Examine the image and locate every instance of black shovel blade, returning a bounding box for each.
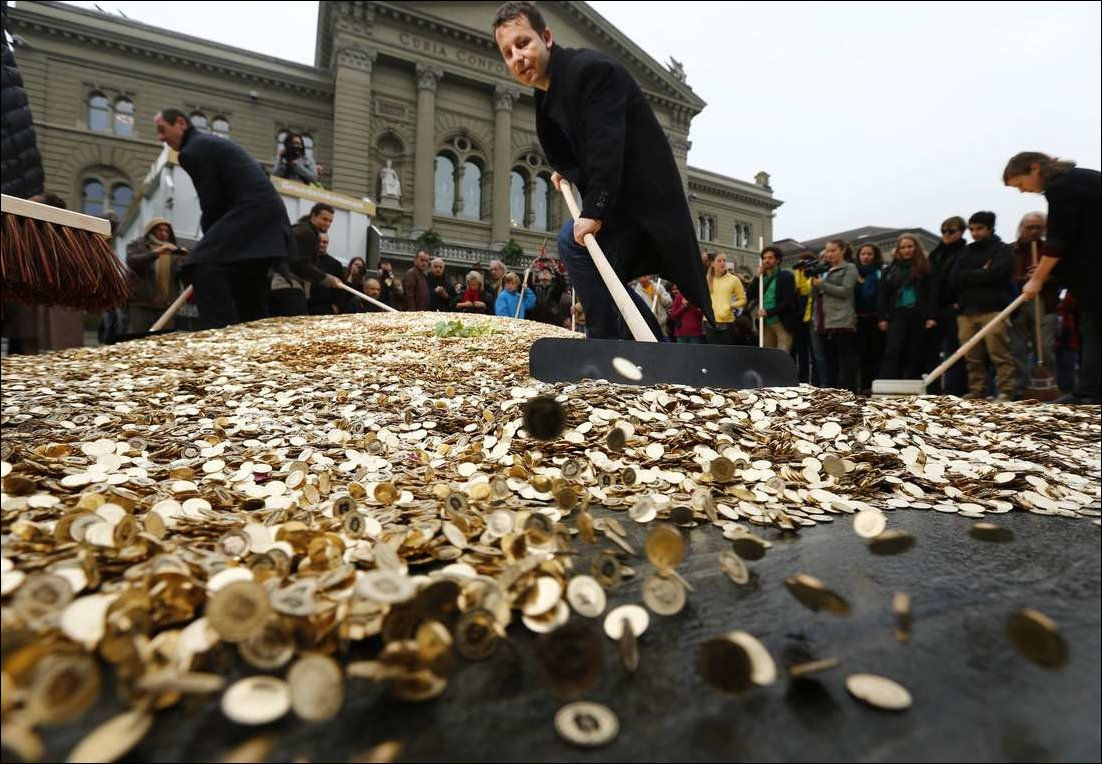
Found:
[529,337,799,389]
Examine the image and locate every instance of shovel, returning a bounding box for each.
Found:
[528,181,798,389]
[872,292,1028,397]
[1022,241,1060,401]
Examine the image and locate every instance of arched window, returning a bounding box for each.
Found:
[113,98,134,137]
[111,183,133,217]
[303,134,315,160]
[275,130,288,159]
[190,112,209,133]
[532,174,550,231]
[88,93,110,132]
[82,179,105,216]
[460,160,482,220]
[434,154,456,215]
[212,117,230,138]
[510,170,526,228]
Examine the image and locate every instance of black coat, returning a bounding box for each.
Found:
[747,268,800,332]
[928,238,967,309]
[529,270,566,324]
[534,45,714,324]
[1,4,44,199]
[877,261,937,321]
[950,235,1015,315]
[308,254,345,315]
[1045,167,1100,307]
[177,127,294,267]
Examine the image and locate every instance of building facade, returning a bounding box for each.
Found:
[9,1,781,273]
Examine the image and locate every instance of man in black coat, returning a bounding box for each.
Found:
[492,2,713,340]
[925,216,969,395]
[747,246,799,353]
[153,109,294,329]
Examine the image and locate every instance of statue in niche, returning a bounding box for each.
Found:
[380,160,401,200]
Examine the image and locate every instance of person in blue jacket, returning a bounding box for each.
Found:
[495,271,536,318]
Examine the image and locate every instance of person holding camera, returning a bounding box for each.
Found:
[124,217,192,333]
[273,132,319,185]
[530,260,567,324]
[810,239,860,393]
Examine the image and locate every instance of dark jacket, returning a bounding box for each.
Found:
[124,217,186,310]
[529,270,566,325]
[308,254,345,315]
[403,265,430,311]
[534,45,714,324]
[284,217,332,287]
[1045,167,1101,306]
[1,4,44,199]
[854,262,881,316]
[877,260,937,321]
[747,268,800,332]
[427,272,453,311]
[951,235,1015,315]
[451,288,494,315]
[176,127,294,267]
[929,238,967,309]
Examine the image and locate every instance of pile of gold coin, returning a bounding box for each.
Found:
[0,313,1096,759]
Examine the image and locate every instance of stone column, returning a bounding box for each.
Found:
[331,44,376,197]
[491,85,519,248]
[412,64,443,234]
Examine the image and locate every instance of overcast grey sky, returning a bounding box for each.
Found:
[63,1,1102,242]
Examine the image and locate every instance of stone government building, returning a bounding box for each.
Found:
[9,0,781,275]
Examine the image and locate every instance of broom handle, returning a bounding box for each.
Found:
[570,287,576,332]
[924,292,1028,387]
[559,181,657,342]
[758,236,765,348]
[1,194,112,237]
[650,278,662,312]
[514,266,532,319]
[150,285,194,331]
[1031,241,1045,367]
[337,282,398,312]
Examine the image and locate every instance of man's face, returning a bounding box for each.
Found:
[291,137,304,153]
[490,263,505,281]
[638,275,651,287]
[941,223,963,245]
[539,270,552,286]
[318,233,329,255]
[312,210,334,233]
[380,261,392,274]
[1006,166,1044,194]
[365,279,381,299]
[969,224,992,242]
[431,260,445,277]
[415,252,430,270]
[495,16,553,90]
[153,113,188,151]
[762,253,779,270]
[152,224,172,242]
[1019,216,1045,242]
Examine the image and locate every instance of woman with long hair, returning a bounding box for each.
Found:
[340,257,368,312]
[811,239,860,392]
[704,252,747,345]
[854,243,884,393]
[1004,151,1099,404]
[877,234,937,380]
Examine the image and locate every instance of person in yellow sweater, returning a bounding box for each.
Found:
[704,253,747,344]
[792,253,815,382]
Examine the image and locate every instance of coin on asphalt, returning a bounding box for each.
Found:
[853,509,887,539]
[288,654,344,722]
[784,573,850,615]
[554,701,619,748]
[969,522,1014,543]
[718,550,750,585]
[845,673,912,711]
[642,573,686,616]
[1007,609,1067,668]
[221,676,292,725]
[868,529,915,556]
[566,576,607,618]
[645,525,684,571]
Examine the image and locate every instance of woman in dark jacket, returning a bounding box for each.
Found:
[878,234,937,380]
[452,270,494,315]
[854,244,884,394]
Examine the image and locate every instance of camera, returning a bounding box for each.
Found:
[793,259,830,278]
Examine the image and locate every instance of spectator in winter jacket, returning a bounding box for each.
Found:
[529,266,566,324]
[668,286,705,344]
[124,217,190,333]
[427,257,453,311]
[747,246,799,353]
[811,240,860,393]
[453,271,494,315]
[272,132,319,185]
[495,271,535,318]
[950,211,1016,401]
[926,216,969,395]
[308,232,346,315]
[270,203,342,316]
[632,275,673,335]
[877,234,937,380]
[854,244,884,394]
[403,249,432,311]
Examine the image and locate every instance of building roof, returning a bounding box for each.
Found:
[800,226,939,253]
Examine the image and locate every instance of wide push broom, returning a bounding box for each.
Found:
[1,193,131,311]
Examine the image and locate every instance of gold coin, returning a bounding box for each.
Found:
[554,485,578,510]
[27,653,101,726]
[784,573,850,615]
[13,573,73,628]
[669,506,694,526]
[789,657,841,678]
[605,427,627,452]
[1007,609,1067,668]
[288,654,344,722]
[221,676,292,725]
[374,482,398,504]
[603,604,649,640]
[445,491,469,513]
[710,457,735,482]
[969,522,1014,543]
[554,701,619,748]
[718,550,750,585]
[455,609,500,661]
[645,525,685,570]
[699,635,753,692]
[561,459,583,479]
[845,673,912,711]
[730,534,768,562]
[591,552,623,589]
[356,570,416,605]
[726,631,776,687]
[868,529,915,556]
[207,581,271,642]
[642,573,686,616]
[566,576,607,618]
[65,708,153,764]
[853,509,887,539]
[239,620,295,670]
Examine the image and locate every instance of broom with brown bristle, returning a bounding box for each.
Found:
[1,193,133,311]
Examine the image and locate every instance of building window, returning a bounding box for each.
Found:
[698,215,716,242]
[510,170,526,228]
[460,160,482,220]
[82,179,106,216]
[303,134,315,160]
[434,154,456,215]
[276,130,288,158]
[88,93,110,132]
[532,174,551,232]
[113,98,134,137]
[191,112,209,133]
[212,117,230,138]
[111,183,133,217]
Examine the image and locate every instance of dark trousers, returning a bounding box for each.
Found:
[791,322,812,384]
[927,305,967,395]
[822,330,860,393]
[855,314,884,391]
[704,324,737,345]
[1075,309,1100,401]
[186,259,273,330]
[879,308,927,379]
[809,327,830,387]
[555,221,665,341]
[271,288,309,317]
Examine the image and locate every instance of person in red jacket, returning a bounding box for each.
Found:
[668,284,705,344]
